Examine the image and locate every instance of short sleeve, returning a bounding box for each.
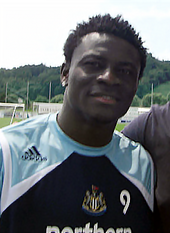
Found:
[0,142,4,215]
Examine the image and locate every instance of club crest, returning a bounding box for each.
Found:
[82,185,107,216]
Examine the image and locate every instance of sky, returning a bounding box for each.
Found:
[0,0,170,69]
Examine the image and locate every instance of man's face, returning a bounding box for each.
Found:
[64,32,141,124]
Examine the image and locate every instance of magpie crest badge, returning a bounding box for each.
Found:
[82,185,107,216]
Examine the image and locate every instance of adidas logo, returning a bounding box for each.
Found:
[21,146,47,162]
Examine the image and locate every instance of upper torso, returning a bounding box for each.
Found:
[0,113,154,233]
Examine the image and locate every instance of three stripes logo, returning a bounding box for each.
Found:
[21,146,47,162]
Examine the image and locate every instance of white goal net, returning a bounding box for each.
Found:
[0,103,25,125]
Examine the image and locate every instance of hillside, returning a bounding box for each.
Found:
[0,54,170,104]
[0,64,64,103]
[153,81,170,96]
[137,53,170,98]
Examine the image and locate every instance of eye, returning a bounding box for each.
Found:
[118,68,131,75]
[84,61,101,68]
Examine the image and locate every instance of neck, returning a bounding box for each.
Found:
[57,104,117,147]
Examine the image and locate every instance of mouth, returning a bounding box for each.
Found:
[90,93,119,105]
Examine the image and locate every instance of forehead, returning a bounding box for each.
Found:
[71,32,140,66]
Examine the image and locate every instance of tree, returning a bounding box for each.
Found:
[142,93,167,107]
[50,94,64,103]
[131,95,141,107]
[7,93,19,103]
[35,95,48,103]
[0,93,5,102]
[54,85,65,96]
[153,93,167,105]
[142,94,151,107]
[167,92,170,101]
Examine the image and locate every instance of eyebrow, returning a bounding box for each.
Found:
[80,53,108,65]
[81,52,103,60]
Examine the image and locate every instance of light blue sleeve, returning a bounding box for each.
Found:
[0,143,4,215]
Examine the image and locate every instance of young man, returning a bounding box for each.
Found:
[123,102,170,233]
[0,14,155,232]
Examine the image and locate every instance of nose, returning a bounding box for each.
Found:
[96,69,121,85]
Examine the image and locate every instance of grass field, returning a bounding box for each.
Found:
[115,123,127,132]
[0,117,127,131]
[0,118,22,128]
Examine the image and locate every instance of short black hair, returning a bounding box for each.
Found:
[63,14,147,79]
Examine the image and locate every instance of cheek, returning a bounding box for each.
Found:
[67,79,85,104]
[67,70,82,95]
[69,67,86,83]
[68,69,92,96]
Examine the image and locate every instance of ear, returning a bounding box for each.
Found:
[60,62,69,87]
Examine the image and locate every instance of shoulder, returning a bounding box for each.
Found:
[0,113,57,178]
[1,113,52,133]
[150,102,170,123]
[0,113,56,165]
[122,102,170,161]
[143,102,170,140]
[0,114,57,143]
[122,102,170,142]
[0,113,57,168]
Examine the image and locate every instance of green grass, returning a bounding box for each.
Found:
[0,118,22,128]
[0,118,11,128]
[115,123,127,132]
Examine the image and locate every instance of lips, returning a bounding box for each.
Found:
[90,92,119,104]
[94,96,116,104]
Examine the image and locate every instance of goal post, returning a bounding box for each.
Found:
[0,103,25,125]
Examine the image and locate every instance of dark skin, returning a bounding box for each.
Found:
[58,33,141,147]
